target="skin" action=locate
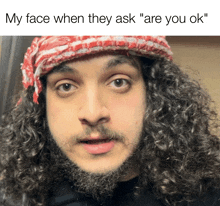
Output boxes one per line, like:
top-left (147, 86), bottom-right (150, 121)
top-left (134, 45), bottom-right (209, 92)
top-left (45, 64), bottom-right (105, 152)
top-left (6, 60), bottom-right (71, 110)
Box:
top-left (46, 54), bottom-right (146, 180)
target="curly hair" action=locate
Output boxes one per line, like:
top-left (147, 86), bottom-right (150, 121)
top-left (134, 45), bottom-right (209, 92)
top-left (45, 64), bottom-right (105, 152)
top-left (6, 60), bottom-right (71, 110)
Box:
top-left (0, 57), bottom-right (220, 206)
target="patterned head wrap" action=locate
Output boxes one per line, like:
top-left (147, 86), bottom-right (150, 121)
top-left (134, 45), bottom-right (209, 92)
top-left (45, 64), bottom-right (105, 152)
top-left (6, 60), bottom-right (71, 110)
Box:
top-left (21, 36), bottom-right (173, 103)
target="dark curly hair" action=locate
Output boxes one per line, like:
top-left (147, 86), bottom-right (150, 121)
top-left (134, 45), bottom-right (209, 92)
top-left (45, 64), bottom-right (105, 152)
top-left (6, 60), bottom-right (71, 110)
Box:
top-left (0, 57), bottom-right (220, 206)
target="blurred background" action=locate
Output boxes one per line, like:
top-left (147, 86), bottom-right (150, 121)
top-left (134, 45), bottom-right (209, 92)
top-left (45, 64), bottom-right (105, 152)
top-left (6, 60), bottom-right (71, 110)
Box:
top-left (0, 36), bottom-right (220, 124)
top-left (166, 36), bottom-right (220, 115)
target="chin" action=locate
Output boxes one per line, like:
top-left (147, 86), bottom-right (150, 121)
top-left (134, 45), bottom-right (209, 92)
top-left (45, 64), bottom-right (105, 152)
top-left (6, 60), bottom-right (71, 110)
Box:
top-left (69, 152), bottom-right (138, 180)
top-left (74, 159), bottom-right (125, 175)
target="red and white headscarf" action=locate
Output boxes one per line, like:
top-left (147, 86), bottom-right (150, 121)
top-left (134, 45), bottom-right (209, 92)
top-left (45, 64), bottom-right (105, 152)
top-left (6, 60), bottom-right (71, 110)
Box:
top-left (21, 36), bottom-right (173, 103)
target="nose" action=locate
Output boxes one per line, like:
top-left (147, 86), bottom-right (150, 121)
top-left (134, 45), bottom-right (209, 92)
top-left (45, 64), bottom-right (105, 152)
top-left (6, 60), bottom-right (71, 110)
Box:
top-left (78, 88), bottom-right (110, 126)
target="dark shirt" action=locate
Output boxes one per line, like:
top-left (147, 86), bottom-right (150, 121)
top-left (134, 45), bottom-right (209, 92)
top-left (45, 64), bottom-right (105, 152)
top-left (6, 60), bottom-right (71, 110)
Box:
top-left (1, 178), bottom-right (220, 206)
top-left (46, 178), bottom-right (220, 206)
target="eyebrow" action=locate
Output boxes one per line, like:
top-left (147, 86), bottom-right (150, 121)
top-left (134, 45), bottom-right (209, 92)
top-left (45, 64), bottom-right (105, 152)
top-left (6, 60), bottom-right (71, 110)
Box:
top-left (48, 64), bottom-right (78, 75)
top-left (49, 55), bottom-right (141, 75)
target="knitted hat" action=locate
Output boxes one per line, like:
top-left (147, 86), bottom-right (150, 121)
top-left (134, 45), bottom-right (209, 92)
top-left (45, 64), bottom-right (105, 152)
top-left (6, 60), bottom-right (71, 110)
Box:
top-left (21, 36), bottom-right (173, 103)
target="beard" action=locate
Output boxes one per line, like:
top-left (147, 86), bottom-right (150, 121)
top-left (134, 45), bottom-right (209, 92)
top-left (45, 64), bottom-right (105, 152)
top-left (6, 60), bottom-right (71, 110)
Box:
top-left (46, 125), bottom-right (144, 201)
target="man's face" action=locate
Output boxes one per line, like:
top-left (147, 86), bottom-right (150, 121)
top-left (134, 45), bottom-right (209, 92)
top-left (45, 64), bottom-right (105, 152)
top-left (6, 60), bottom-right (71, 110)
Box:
top-left (46, 54), bottom-right (146, 179)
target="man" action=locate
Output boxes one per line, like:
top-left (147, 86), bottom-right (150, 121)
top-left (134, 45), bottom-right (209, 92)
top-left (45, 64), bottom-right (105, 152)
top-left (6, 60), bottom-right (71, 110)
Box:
top-left (1, 36), bottom-right (220, 206)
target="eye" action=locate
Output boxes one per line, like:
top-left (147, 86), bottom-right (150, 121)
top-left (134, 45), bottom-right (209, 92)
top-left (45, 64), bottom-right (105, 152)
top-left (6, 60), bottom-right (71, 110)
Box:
top-left (110, 79), bottom-right (128, 87)
top-left (109, 78), bottom-right (131, 92)
top-left (56, 83), bottom-right (77, 97)
top-left (58, 83), bottom-right (74, 91)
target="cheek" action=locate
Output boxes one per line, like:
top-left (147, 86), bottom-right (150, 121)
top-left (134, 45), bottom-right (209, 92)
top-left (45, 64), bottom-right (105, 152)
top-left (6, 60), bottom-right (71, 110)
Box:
top-left (47, 100), bottom-right (64, 142)
top-left (46, 95), bottom-right (80, 142)
top-left (47, 100), bottom-right (64, 128)
top-left (109, 91), bottom-right (146, 137)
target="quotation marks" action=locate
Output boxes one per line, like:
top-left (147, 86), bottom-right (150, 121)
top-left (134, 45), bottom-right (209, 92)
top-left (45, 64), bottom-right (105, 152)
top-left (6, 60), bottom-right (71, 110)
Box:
top-left (140, 13), bottom-right (208, 25)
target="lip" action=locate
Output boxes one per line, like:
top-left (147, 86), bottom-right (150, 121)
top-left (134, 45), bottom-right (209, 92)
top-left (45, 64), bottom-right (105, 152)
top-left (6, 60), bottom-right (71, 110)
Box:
top-left (80, 136), bottom-right (115, 155)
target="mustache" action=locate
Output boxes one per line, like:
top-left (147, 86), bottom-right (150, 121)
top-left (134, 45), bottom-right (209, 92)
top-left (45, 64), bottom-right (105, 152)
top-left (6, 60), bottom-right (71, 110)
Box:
top-left (73, 125), bottom-right (125, 143)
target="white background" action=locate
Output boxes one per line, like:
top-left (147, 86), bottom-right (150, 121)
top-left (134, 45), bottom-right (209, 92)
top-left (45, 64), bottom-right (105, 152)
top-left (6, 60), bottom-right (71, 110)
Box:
top-left (0, 0), bottom-right (219, 35)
